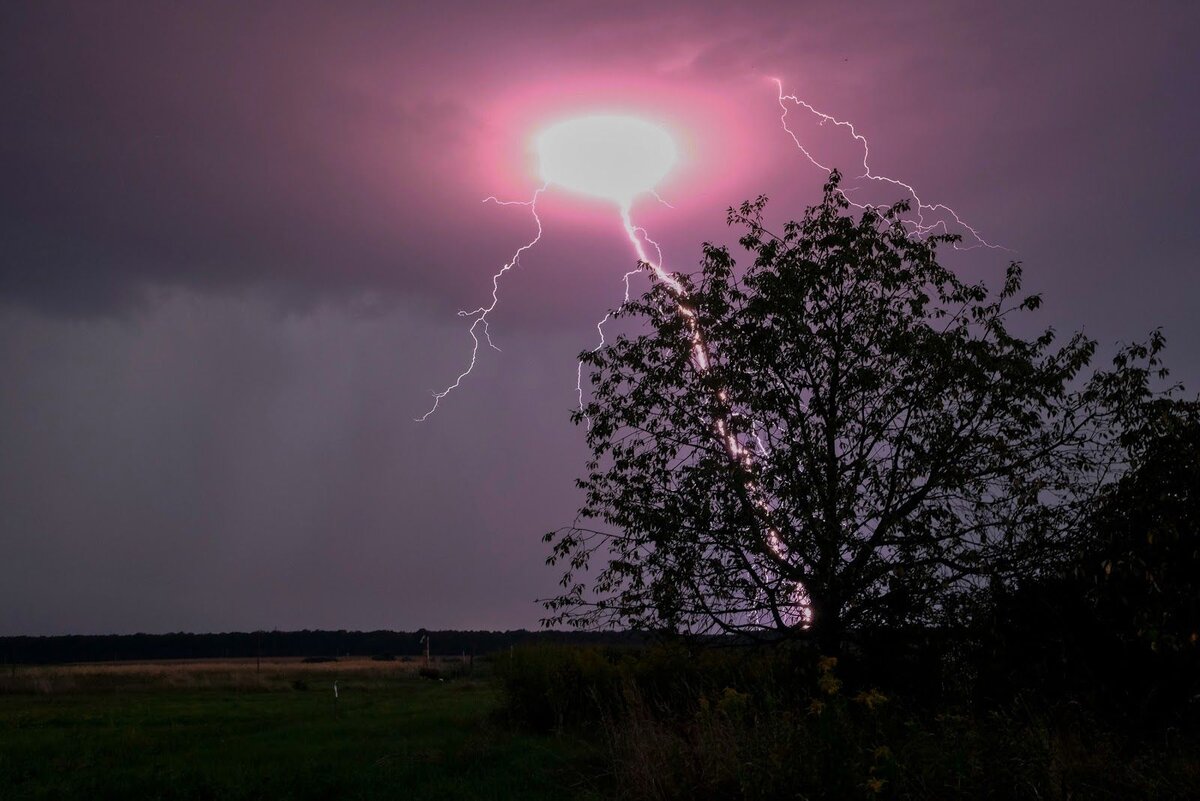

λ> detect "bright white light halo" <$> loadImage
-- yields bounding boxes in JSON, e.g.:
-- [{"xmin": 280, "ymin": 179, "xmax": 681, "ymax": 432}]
[{"xmin": 536, "ymin": 114, "xmax": 677, "ymax": 208}]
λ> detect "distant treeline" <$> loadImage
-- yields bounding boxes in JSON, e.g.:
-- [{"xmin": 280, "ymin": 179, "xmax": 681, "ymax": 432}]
[{"xmin": 0, "ymin": 629, "xmax": 643, "ymax": 665}]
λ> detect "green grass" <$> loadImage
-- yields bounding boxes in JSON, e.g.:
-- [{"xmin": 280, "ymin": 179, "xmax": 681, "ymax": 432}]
[{"xmin": 0, "ymin": 662, "xmax": 601, "ymax": 800}]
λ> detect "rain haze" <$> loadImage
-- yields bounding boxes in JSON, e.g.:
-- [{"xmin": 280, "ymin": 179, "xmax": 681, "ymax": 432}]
[{"xmin": 2, "ymin": 1, "xmax": 1198, "ymax": 635}]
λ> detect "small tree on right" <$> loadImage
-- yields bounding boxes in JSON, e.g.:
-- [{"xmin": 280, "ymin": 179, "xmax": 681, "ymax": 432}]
[
  {"xmin": 977, "ymin": 390, "xmax": 1197, "ymax": 712},
  {"xmin": 1089, "ymin": 395, "xmax": 1200, "ymax": 653}
]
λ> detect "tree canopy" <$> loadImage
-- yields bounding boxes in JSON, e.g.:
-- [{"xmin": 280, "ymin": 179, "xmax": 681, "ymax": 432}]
[{"xmin": 544, "ymin": 173, "xmax": 1164, "ymax": 649}]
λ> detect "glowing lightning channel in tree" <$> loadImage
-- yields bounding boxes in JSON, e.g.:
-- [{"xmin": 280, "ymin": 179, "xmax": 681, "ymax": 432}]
[
  {"xmin": 614, "ymin": 200, "xmax": 811, "ymax": 627},
  {"xmin": 774, "ymin": 78, "xmax": 1008, "ymax": 251}
]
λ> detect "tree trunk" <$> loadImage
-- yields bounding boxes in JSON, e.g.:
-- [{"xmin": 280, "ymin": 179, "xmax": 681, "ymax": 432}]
[{"xmin": 810, "ymin": 595, "xmax": 844, "ymax": 657}]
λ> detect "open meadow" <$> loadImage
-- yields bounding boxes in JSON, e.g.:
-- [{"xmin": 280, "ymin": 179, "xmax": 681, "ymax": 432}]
[{"xmin": 0, "ymin": 657, "xmax": 598, "ymax": 801}]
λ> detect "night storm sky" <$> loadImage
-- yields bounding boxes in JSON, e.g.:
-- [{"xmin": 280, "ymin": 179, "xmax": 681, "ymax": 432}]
[{"xmin": 2, "ymin": 2, "xmax": 1197, "ymax": 635}]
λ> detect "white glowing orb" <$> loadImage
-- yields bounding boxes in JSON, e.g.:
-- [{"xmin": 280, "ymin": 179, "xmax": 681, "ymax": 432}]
[{"xmin": 536, "ymin": 115, "xmax": 677, "ymax": 208}]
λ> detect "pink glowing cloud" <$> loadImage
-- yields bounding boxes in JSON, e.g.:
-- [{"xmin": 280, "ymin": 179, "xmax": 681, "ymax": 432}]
[{"xmin": 473, "ymin": 73, "xmax": 768, "ymax": 221}]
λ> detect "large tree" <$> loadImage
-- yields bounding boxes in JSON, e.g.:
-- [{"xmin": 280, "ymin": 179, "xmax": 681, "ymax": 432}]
[{"xmin": 544, "ymin": 173, "xmax": 1159, "ymax": 650}]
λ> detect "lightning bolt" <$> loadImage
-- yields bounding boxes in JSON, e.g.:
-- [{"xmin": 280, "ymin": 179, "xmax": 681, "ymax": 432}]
[
  {"xmin": 415, "ymin": 183, "xmax": 549, "ymax": 422},
  {"xmin": 774, "ymin": 78, "xmax": 1008, "ymax": 251},
  {"xmin": 575, "ymin": 265, "xmax": 644, "ymax": 415}
]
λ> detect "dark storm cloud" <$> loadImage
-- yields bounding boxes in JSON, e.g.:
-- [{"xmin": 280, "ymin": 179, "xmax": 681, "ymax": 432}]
[
  {"xmin": 0, "ymin": 292, "xmax": 588, "ymax": 633},
  {"xmin": 1, "ymin": 3, "xmax": 481, "ymax": 313},
  {"xmin": 1, "ymin": 1, "xmax": 1198, "ymax": 634}
]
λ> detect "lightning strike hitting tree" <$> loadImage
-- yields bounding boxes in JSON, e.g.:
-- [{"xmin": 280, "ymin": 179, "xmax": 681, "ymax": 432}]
[{"xmin": 419, "ymin": 81, "xmax": 1029, "ymax": 633}]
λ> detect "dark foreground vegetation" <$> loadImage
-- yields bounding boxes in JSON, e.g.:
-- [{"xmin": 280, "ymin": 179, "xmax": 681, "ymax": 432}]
[
  {"xmin": 3, "ymin": 637, "xmax": 1195, "ymax": 801},
  {"xmin": 498, "ymin": 635, "xmax": 1200, "ymax": 800}
]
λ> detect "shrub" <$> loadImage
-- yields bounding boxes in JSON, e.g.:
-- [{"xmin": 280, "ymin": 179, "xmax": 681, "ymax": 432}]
[
  {"xmin": 496, "ymin": 642, "xmax": 830, "ymax": 732},
  {"xmin": 495, "ymin": 645, "xmax": 626, "ymax": 731}
]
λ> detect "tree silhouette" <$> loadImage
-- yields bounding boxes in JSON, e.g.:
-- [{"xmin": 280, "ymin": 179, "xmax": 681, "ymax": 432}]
[
  {"xmin": 544, "ymin": 173, "xmax": 1162, "ymax": 651},
  {"xmin": 1089, "ymin": 395, "xmax": 1200, "ymax": 652}
]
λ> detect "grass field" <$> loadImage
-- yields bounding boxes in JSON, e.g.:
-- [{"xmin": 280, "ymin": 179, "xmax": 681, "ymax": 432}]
[{"xmin": 0, "ymin": 658, "xmax": 600, "ymax": 800}]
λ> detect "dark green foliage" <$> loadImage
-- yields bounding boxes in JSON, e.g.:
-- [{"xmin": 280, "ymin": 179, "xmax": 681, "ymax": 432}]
[
  {"xmin": 980, "ymin": 572, "xmax": 1200, "ymax": 730},
  {"xmin": 496, "ymin": 645, "xmax": 628, "ymax": 731},
  {"xmin": 496, "ymin": 643, "xmax": 818, "ymax": 732}
]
